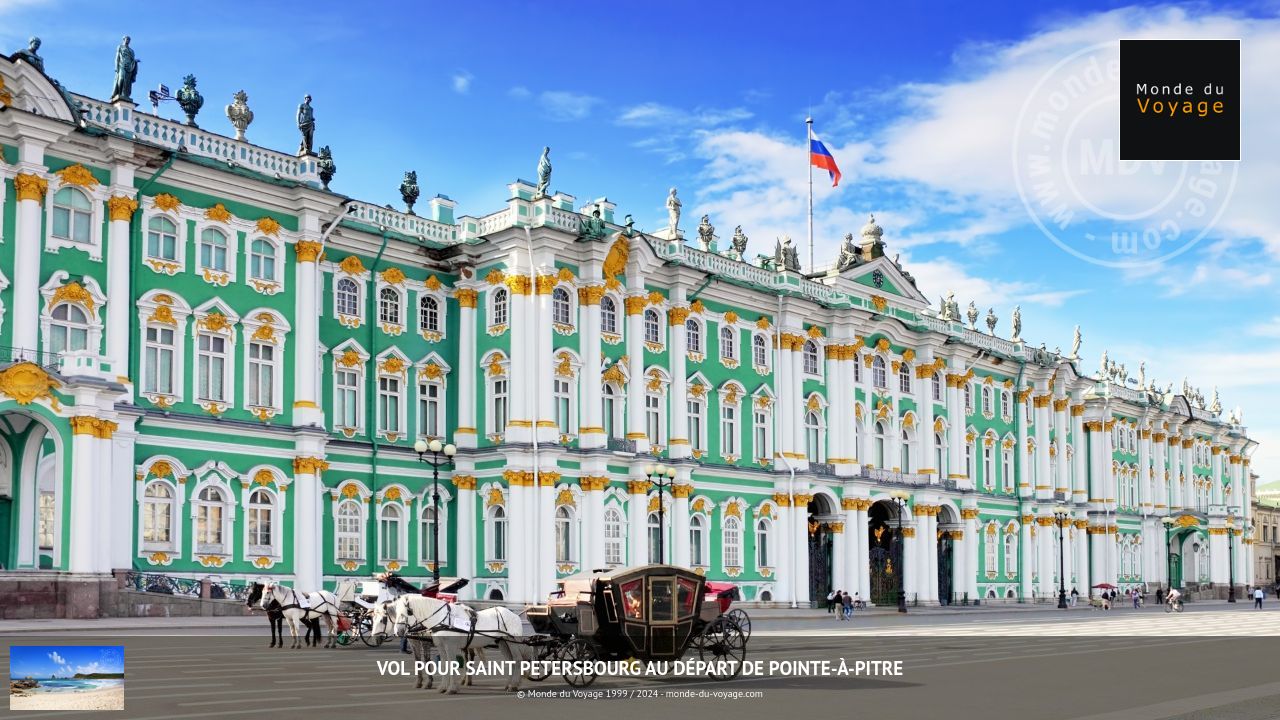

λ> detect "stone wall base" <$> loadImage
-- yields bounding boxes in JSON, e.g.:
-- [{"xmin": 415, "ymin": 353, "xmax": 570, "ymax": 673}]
[{"xmin": 0, "ymin": 572, "xmax": 255, "ymax": 619}]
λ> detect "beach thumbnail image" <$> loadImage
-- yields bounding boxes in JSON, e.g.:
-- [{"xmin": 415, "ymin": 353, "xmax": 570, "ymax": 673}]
[{"xmin": 9, "ymin": 645, "xmax": 125, "ymax": 711}]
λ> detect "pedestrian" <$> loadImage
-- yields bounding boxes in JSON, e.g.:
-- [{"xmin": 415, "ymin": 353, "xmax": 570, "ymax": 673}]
[
  {"xmin": 842, "ymin": 591, "xmax": 853, "ymax": 620},
  {"xmin": 826, "ymin": 589, "xmax": 837, "ymax": 614},
  {"xmin": 853, "ymin": 591, "xmax": 864, "ymax": 610},
  {"xmin": 1070, "ymin": 587, "xmax": 1079, "ymax": 607},
  {"xmin": 1132, "ymin": 588, "xmax": 1140, "ymax": 609},
  {"xmin": 1156, "ymin": 587, "xmax": 1164, "ymax": 605},
  {"xmin": 1255, "ymin": 586, "xmax": 1265, "ymax": 609}
]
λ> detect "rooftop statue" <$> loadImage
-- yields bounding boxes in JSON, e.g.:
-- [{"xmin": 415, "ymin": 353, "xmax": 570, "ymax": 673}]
[
  {"xmin": 175, "ymin": 74, "xmax": 203, "ymax": 127},
  {"xmin": 1070, "ymin": 325, "xmax": 1081, "ymax": 359},
  {"xmin": 774, "ymin": 235, "xmax": 800, "ymax": 272},
  {"xmin": 297, "ymin": 94, "xmax": 315, "ymax": 156},
  {"xmin": 696, "ymin": 214, "xmax": 715, "ymax": 252},
  {"xmin": 1137, "ymin": 361, "xmax": 1145, "ymax": 388},
  {"xmin": 666, "ymin": 187, "xmax": 681, "ymax": 236},
  {"xmin": 836, "ymin": 232, "xmax": 858, "ymax": 272},
  {"xmin": 1210, "ymin": 387, "xmax": 1221, "ymax": 415},
  {"xmin": 14, "ymin": 36, "xmax": 43, "ymax": 72},
  {"xmin": 623, "ymin": 214, "xmax": 635, "ymax": 237},
  {"xmin": 225, "ymin": 90, "xmax": 253, "ymax": 141},
  {"xmin": 400, "ymin": 171, "xmax": 420, "ymax": 215},
  {"xmin": 535, "ymin": 146, "xmax": 552, "ymax": 198},
  {"xmin": 1010, "ymin": 305, "xmax": 1022, "ymax": 341},
  {"xmin": 110, "ymin": 36, "xmax": 138, "ymax": 104},
  {"xmin": 316, "ymin": 146, "xmax": 336, "ymax": 190},
  {"xmin": 1098, "ymin": 349, "xmax": 1108, "ymax": 379},
  {"xmin": 985, "ymin": 307, "xmax": 997, "ymax": 334},
  {"xmin": 579, "ymin": 209, "xmax": 607, "ymax": 241},
  {"xmin": 730, "ymin": 225, "xmax": 749, "ymax": 259}
]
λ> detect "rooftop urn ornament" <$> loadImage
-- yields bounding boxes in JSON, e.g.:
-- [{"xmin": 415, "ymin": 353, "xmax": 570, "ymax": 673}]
[
  {"xmin": 1070, "ymin": 325, "xmax": 1082, "ymax": 359},
  {"xmin": 400, "ymin": 171, "xmax": 420, "ymax": 214},
  {"xmin": 730, "ymin": 225, "xmax": 749, "ymax": 259},
  {"xmin": 297, "ymin": 94, "xmax": 316, "ymax": 156},
  {"xmin": 316, "ymin": 146, "xmax": 336, "ymax": 190},
  {"xmin": 860, "ymin": 213, "xmax": 886, "ymax": 259},
  {"xmin": 175, "ymin": 74, "xmax": 203, "ymax": 127},
  {"xmin": 110, "ymin": 36, "xmax": 139, "ymax": 104},
  {"xmin": 14, "ymin": 36, "xmax": 44, "ymax": 72},
  {"xmin": 696, "ymin": 214, "xmax": 715, "ymax": 252},
  {"xmin": 225, "ymin": 90, "xmax": 253, "ymax": 141},
  {"xmin": 1010, "ymin": 305, "xmax": 1022, "ymax": 341},
  {"xmin": 666, "ymin": 187, "xmax": 682, "ymax": 236},
  {"xmin": 966, "ymin": 301, "xmax": 978, "ymax": 330},
  {"xmin": 535, "ymin": 146, "xmax": 552, "ymax": 198},
  {"xmin": 836, "ymin": 232, "xmax": 859, "ymax": 272},
  {"xmin": 985, "ymin": 307, "xmax": 998, "ymax": 334}
]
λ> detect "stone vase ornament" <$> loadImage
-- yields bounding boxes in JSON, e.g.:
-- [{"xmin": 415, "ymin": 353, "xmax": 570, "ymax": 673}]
[
  {"xmin": 175, "ymin": 74, "xmax": 203, "ymax": 127},
  {"xmin": 225, "ymin": 90, "xmax": 253, "ymax": 141},
  {"xmin": 316, "ymin": 146, "xmax": 336, "ymax": 191},
  {"xmin": 400, "ymin": 171, "xmax": 420, "ymax": 214}
]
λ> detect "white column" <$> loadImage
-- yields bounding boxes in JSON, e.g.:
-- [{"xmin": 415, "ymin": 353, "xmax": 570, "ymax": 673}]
[
  {"xmin": 1074, "ymin": 518, "xmax": 1090, "ymax": 595},
  {"xmin": 1020, "ymin": 514, "xmax": 1033, "ymax": 599},
  {"xmin": 672, "ymin": 480, "xmax": 691, "ymax": 567},
  {"xmin": 624, "ymin": 295, "xmax": 648, "ymax": 452},
  {"xmin": 668, "ymin": 304, "xmax": 690, "ymax": 459},
  {"xmin": 1168, "ymin": 433, "xmax": 1182, "ymax": 509},
  {"xmin": 772, "ymin": 488, "xmax": 791, "ymax": 604},
  {"xmin": 776, "ymin": 338, "xmax": 794, "ymax": 462},
  {"xmin": 1034, "ymin": 389, "xmax": 1052, "ymax": 502},
  {"xmin": 291, "ymin": 450, "xmax": 325, "ymax": 591},
  {"xmin": 455, "ymin": 290, "xmax": 479, "ymax": 447},
  {"xmin": 1153, "ymin": 432, "xmax": 1168, "ymax": 512},
  {"xmin": 454, "ymin": 471, "xmax": 477, "ymax": 599},
  {"xmin": 1138, "ymin": 428, "xmax": 1152, "ymax": 514},
  {"xmin": 843, "ymin": 498, "xmax": 860, "ymax": 596},
  {"xmin": 577, "ymin": 286, "xmax": 603, "ymax": 448},
  {"xmin": 536, "ymin": 467, "xmax": 556, "ymax": 599},
  {"xmin": 627, "ymin": 478, "xmax": 648, "ymax": 566},
  {"xmin": 507, "ymin": 473, "xmax": 530, "ymax": 601},
  {"xmin": 1181, "ymin": 436, "xmax": 1194, "ymax": 511},
  {"xmin": 963, "ymin": 509, "xmax": 979, "ymax": 602},
  {"xmin": 535, "ymin": 275, "xmax": 557, "ymax": 443},
  {"xmin": 947, "ymin": 367, "xmax": 966, "ymax": 487},
  {"xmin": 923, "ymin": 508, "xmax": 938, "ymax": 603},
  {"xmin": 581, "ymin": 473, "xmax": 605, "ymax": 574},
  {"xmin": 105, "ymin": 167, "xmax": 137, "ymax": 384},
  {"xmin": 292, "ymin": 233, "xmax": 324, "ymax": 426},
  {"xmin": 857, "ymin": 502, "xmax": 872, "ymax": 602},
  {"xmin": 1038, "ymin": 514, "xmax": 1056, "ymax": 597},
  {"xmin": 903, "ymin": 520, "xmax": 918, "ymax": 603},
  {"xmin": 506, "ymin": 277, "xmax": 531, "ymax": 443},
  {"xmin": 830, "ymin": 523, "xmax": 846, "ymax": 593},
  {"xmin": 1054, "ymin": 398, "xmax": 1069, "ymax": 496},
  {"xmin": 109, "ymin": 417, "xmax": 138, "ymax": 570},
  {"xmin": 917, "ymin": 354, "xmax": 936, "ymax": 481},
  {"xmin": 67, "ymin": 419, "xmax": 99, "ymax": 573},
  {"xmin": 1089, "ymin": 524, "xmax": 1106, "ymax": 597},
  {"xmin": 1071, "ymin": 404, "xmax": 1086, "ymax": 504},
  {"xmin": 11, "ymin": 168, "xmax": 47, "ymax": 358},
  {"xmin": 789, "ymin": 340, "xmax": 806, "ymax": 471},
  {"xmin": 792, "ymin": 491, "xmax": 811, "ymax": 603},
  {"xmin": 826, "ymin": 343, "xmax": 844, "ymax": 467},
  {"xmin": 1210, "ymin": 447, "xmax": 1224, "ymax": 505},
  {"xmin": 1016, "ymin": 389, "xmax": 1031, "ymax": 499}
]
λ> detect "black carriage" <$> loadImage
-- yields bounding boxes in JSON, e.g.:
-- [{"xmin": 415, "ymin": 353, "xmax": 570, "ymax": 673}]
[{"xmin": 524, "ymin": 564, "xmax": 749, "ymax": 687}]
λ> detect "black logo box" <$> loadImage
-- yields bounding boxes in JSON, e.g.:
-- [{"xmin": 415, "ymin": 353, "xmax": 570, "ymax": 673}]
[{"xmin": 1120, "ymin": 39, "xmax": 1240, "ymax": 161}]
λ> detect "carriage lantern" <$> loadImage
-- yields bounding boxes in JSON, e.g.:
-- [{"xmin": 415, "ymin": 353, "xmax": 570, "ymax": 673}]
[{"xmin": 414, "ymin": 438, "xmax": 457, "ymax": 584}]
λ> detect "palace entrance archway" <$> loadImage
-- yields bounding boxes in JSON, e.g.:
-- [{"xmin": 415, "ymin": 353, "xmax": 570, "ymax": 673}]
[
  {"xmin": 807, "ymin": 495, "xmax": 837, "ymax": 605},
  {"xmin": 868, "ymin": 499, "xmax": 904, "ymax": 606}
]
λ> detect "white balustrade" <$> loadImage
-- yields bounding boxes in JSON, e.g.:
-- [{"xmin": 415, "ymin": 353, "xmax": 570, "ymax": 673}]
[{"xmin": 345, "ymin": 200, "xmax": 456, "ymax": 243}]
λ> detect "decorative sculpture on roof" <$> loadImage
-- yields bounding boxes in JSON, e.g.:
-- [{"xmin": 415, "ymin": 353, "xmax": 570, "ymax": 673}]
[
  {"xmin": 623, "ymin": 214, "xmax": 635, "ymax": 237},
  {"xmin": 1117, "ymin": 363, "xmax": 1126, "ymax": 384},
  {"xmin": 696, "ymin": 214, "xmax": 715, "ymax": 252},
  {"xmin": 110, "ymin": 36, "xmax": 138, "ymax": 104},
  {"xmin": 226, "ymin": 90, "xmax": 253, "ymax": 141},
  {"xmin": 938, "ymin": 291, "xmax": 957, "ymax": 321},
  {"xmin": 1209, "ymin": 387, "xmax": 1221, "ymax": 415},
  {"xmin": 316, "ymin": 146, "xmax": 336, "ymax": 191},
  {"xmin": 985, "ymin": 307, "xmax": 997, "ymax": 334},
  {"xmin": 296, "ymin": 94, "xmax": 316, "ymax": 156},
  {"xmin": 400, "ymin": 171, "xmax": 420, "ymax": 214},
  {"xmin": 175, "ymin": 74, "xmax": 203, "ymax": 127},
  {"xmin": 966, "ymin": 301, "xmax": 978, "ymax": 330},
  {"xmin": 730, "ymin": 225, "xmax": 749, "ymax": 259},
  {"xmin": 535, "ymin": 146, "xmax": 552, "ymax": 198},
  {"xmin": 1228, "ymin": 407, "xmax": 1240, "ymax": 424},
  {"xmin": 579, "ymin": 209, "xmax": 607, "ymax": 241},
  {"xmin": 14, "ymin": 37, "xmax": 44, "ymax": 72},
  {"xmin": 859, "ymin": 214, "xmax": 885, "ymax": 259},
  {"xmin": 1182, "ymin": 377, "xmax": 1190, "ymax": 397},
  {"xmin": 775, "ymin": 235, "xmax": 800, "ymax": 272},
  {"xmin": 836, "ymin": 232, "xmax": 859, "ymax": 272},
  {"xmin": 1070, "ymin": 325, "xmax": 1081, "ymax": 359},
  {"xmin": 1137, "ymin": 361, "xmax": 1145, "ymax": 389},
  {"xmin": 666, "ymin": 188, "xmax": 682, "ymax": 236},
  {"xmin": 1010, "ymin": 305, "xmax": 1022, "ymax": 341}
]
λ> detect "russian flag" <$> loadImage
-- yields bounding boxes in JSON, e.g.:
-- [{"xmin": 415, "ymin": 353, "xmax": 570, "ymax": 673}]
[{"xmin": 809, "ymin": 131, "xmax": 842, "ymax": 187}]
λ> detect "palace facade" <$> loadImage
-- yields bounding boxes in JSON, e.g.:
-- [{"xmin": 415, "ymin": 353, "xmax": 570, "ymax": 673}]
[{"xmin": 0, "ymin": 44, "xmax": 1261, "ymax": 609}]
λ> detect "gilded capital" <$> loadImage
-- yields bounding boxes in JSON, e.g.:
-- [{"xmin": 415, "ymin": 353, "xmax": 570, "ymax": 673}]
[
  {"xmin": 14, "ymin": 173, "xmax": 48, "ymax": 202},
  {"xmin": 624, "ymin": 296, "xmax": 647, "ymax": 315},
  {"xmin": 668, "ymin": 306, "xmax": 690, "ymax": 325},
  {"xmin": 293, "ymin": 457, "xmax": 330, "ymax": 475},
  {"xmin": 107, "ymin": 195, "xmax": 138, "ymax": 221},
  {"xmin": 627, "ymin": 479, "xmax": 650, "ymax": 494},
  {"xmin": 577, "ymin": 285, "xmax": 605, "ymax": 306},
  {"xmin": 294, "ymin": 240, "xmax": 323, "ymax": 263},
  {"xmin": 450, "ymin": 474, "xmax": 477, "ymax": 490},
  {"xmin": 504, "ymin": 274, "xmax": 532, "ymax": 295},
  {"xmin": 453, "ymin": 288, "xmax": 479, "ymax": 308},
  {"xmin": 535, "ymin": 273, "xmax": 558, "ymax": 294}
]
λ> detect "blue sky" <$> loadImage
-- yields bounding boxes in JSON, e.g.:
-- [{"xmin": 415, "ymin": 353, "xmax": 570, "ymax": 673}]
[
  {"xmin": 3, "ymin": 0, "xmax": 1277, "ymax": 480},
  {"xmin": 9, "ymin": 645, "xmax": 123, "ymax": 678}
]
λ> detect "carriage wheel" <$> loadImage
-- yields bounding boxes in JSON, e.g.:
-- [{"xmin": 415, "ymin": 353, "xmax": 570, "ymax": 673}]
[
  {"xmin": 560, "ymin": 638, "xmax": 599, "ymax": 688},
  {"xmin": 726, "ymin": 609, "xmax": 752, "ymax": 640},
  {"xmin": 335, "ymin": 631, "xmax": 352, "ymax": 646},
  {"xmin": 357, "ymin": 614, "xmax": 385, "ymax": 647},
  {"xmin": 524, "ymin": 643, "xmax": 558, "ymax": 682},
  {"xmin": 698, "ymin": 619, "xmax": 746, "ymax": 681}
]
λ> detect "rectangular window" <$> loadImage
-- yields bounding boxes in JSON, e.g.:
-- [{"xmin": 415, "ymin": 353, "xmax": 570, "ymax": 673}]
[
  {"xmin": 144, "ymin": 326, "xmax": 174, "ymax": 394},
  {"xmin": 249, "ymin": 507, "xmax": 272, "ymax": 549},
  {"xmin": 196, "ymin": 333, "xmax": 226, "ymax": 402},
  {"xmin": 337, "ymin": 511, "xmax": 361, "ymax": 559},
  {"xmin": 419, "ymin": 381, "xmax": 441, "ymax": 437},
  {"xmin": 721, "ymin": 405, "xmax": 737, "ymax": 456},
  {"xmin": 646, "ymin": 394, "xmax": 661, "ymax": 445},
  {"xmin": 248, "ymin": 341, "xmax": 274, "ymax": 407},
  {"xmin": 335, "ymin": 369, "xmax": 358, "ymax": 428},
  {"xmin": 196, "ymin": 504, "xmax": 223, "ymax": 549},
  {"xmin": 754, "ymin": 410, "xmax": 768, "ymax": 460},
  {"xmin": 379, "ymin": 376, "xmax": 401, "ymax": 434},
  {"xmin": 688, "ymin": 400, "xmax": 702, "ymax": 452},
  {"xmin": 492, "ymin": 379, "xmax": 508, "ymax": 433},
  {"xmin": 554, "ymin": 378, "xmax": 571, "ymax": 435},
  {"xmin": 38, "ymin": 492, "xmax": 55, "ymax": 549}
]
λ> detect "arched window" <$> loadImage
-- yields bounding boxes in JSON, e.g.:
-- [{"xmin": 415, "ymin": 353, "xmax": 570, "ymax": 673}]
[
  {"xmin": 752, "ymin": 334, "xmax": 768, "ymax": 368},
  {"xmin": 336, "ymin": 278, "xmax": 360, "ymax": 317},
  {"xmin": 603, "ymin": 506, "xmax": 625, "ymax": 565},
  {"xmin": 985, "ymin": 528, "xmax": 998, "ymax": 575},
  {"xmin": 964, "ymin": 384, "xmax": 973, "ymax": 414},
  {"xmin": 247, "ymin": 339, "xmax": 275, "ymax": 408},
  {"xmin": 247, "ymin": 488, "xmax": 275, "ymax": 554},
  {"xmin": 805, "ymin": 411, "xmax": 821, "ymax": 462},
  {"xmin": 1003, "ymin": 532, "xmax": 1017, "ymax": 576},
  {"xmin": 686, "ymin": 319, "xmax": 702, "ymax": 354},
  {"xmin": 419, "ymin": 296, "xmax": 440, "ymax": 334},
  {"xmin": 48, "ymin": 304, "xmax": 89, "ymax": 354},
  {"xmin": 199, "ymin": 228, "xmax": 229, "ymax": 272},
  {"xmin": 719, "ymin": 325, "xmax": 736, "ymax": 360},
  {"xmin": 194, "ymin": 485, "xmax": 227, "ymax": 553},
  {"xmin": 146, "ymin": 216, "xmax": 178, "ymax": 260},
  {"xmin": 803, "ymin": 340, "xmax": 819, "ymax": 375},
  {"xmin": 142, "ymin": 482, "xmax": 174, "ymax": 548},
  {"xmin": 52, "ymin": 187, "xmax": 93, "ymax": 243},
  {"xmin": 601, "ymin": 296, "xmax": 618, "ymax": 334},
  {"xmin": 419, "ymin": 501, "xmax": 444, "ymax": 567},
  {"xmin": 900, "ymin": 429, "xmax": 912, "ymax": 472},
  {"xmin": 1000, "ymin": 390, "xmax": 1010, "ymax": 418},
  {"xmin": 983, "ymin": 441, "xmax": 994, "ymax": 490},
  {"xmin": 195, "ymin": 331, "xmax": 228, "ymax": 402},
  {"xmin": 935, "ymin": 432, "xmax": 946, "ymax": 476},
  {"xmin": 644, "ymin": 309, "xmax": 661, "ymax": 344},
  {"xmin": 647, "ymin": 512, "xmax": 662, "ymax": 563},
  {"xmin": 872, "ymin": 356, "xmax": 887, "ymax": 389},
  {"xmin": 487, "ymin": 505, "xmax": 507, "ymax": 561},
  {"xmin": 982, "ymin": 386, "xmax": 993, "ymax": 416},
  {"xmin": 492, "ymin": 288, "xmax": 509, "ymax": 327},
  {"xmin": 874, "ymin": 421, "xmax": 887, "ymax": 467},
  {"xmin": 379, "ymin": 287, "xmax": 401, "ymax": 326},
  {"xmin": 755, "ymin": 517, "xmax": 771, "ymax": 568},
  {"xmin": 336, "ymin": 500, "xmax": 362, "ymax": 561},
  {"xmin": 899, "ymin": 362, "xmax": 912, "ymax": 393},
  {"xmin": 380, "ymin": 503, "xmax": 403, "ymax": 561},
  {"xmin": 932, "ymin": 372, "xmax": 943, "ymax": 401},
  {"xmin": 555, "ymin": 505, "xmax": 575, "ymax": 563},
  {"xmin": 601, "ymin": 382, "xmax": 621, "ymax": 438},
  {"xmin": 689, "ymin": 514, "xmax": 706, "ymax": 566},
  {"xmin": 720, "ymin": 396, "xmax": 739, "ymax": 456},
  {"xmin": 552, "ymin": 287, "xmax": 572, "ymax": 326},
  {"xmin": 249, "ymin": 239, "xmax": 276, "ymax": 281},
  {"xmin": 723, "ymin": 515, "xmax": 742, "ymax": 569}
]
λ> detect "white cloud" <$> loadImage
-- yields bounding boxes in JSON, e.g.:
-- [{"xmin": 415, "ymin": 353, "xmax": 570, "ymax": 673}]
[
  {"xmin": 451, "ymin": 71, "xmax": 473, "ymax": 94},
  {"xmin": 507, "ymin": 86, "xmax": 531, "ymax": 99},
  {"xmin": 1248, "ymin": 316, "xmax": 1280, "ymax": 338},
  {"xmin": 75, "ymin": 661, "xmax": 109, "ymax": 675},
  {"xmin": 48, "ymin": 651, "xmax": 64, "ymax": 665},
  {"xmin": 617, "ymin": 103, "xmax": 751, "ymax": 128},
  {"xmin": 538, "ymin": 91, "xmax": 600, "ymax": 122}
]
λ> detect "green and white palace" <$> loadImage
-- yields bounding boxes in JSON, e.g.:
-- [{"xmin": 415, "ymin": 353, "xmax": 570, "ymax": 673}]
[{"xmin": 0, "ymin": 42, "xmax": 1261, "ymax": 612}]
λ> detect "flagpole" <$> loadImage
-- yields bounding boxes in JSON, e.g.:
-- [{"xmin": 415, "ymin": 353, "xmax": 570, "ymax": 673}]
[{"xmin": 806, "ymin": 116, "xmax": 814, "ymax": 273}]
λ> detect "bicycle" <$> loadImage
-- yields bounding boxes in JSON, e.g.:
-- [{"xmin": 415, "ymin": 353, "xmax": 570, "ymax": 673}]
[{"xmin": 1164, "ymin": 598, "xmax": 1184, "ymax": 613}]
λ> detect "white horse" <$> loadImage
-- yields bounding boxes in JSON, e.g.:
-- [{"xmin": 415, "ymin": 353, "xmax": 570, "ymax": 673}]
[
  {"xmin": 372, "ymin": 599, "xmax": 487, "ymax": 690},
  {"xmin": 260, "ymin": 581, "xmax": 355, "ymax": 649},
  {"xmin": 390, "ymin": 594, "xmax": 527, "ymax": 694}
]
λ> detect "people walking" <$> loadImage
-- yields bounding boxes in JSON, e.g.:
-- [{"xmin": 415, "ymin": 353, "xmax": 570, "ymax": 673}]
[
  {"xmin": 841, "ymin": 591, "xmax": 854, "ymax": 620},
  {"xmin": 1156, "ymin": 587, "xmax": 1164, "ymax": 605},
  {"xmin": 1070, "ymin": 587, "xmax": 1079, "ymax": 607},
  {"xmin": 1255, "ymin": 586, "xmax": 1265, "ymax": 609},
  {"xmin": 826, "ymin": 589, "xmax": 838, "ymax": 614}
]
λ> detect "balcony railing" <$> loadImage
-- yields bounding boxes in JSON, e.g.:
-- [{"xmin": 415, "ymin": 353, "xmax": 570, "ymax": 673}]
[
  {"xmin": 606, "ymin": 438, "xmax": 636, "ymax": 453},
  {"xmin": 860, "ymin": 467, "xmax": 932, "ymax": 485},
  {"xmin": 0, "ymin": 346, "xmax": 61, "ymax": 371}
]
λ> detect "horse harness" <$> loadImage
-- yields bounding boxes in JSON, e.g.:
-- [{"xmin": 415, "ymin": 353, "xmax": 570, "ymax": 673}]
[
  {"xmin": 275, "ymin": 586, "xmax": 336, "ymax": 620},
  {"xmin": 402, "ymin": 598, "xmax": 485, "ymax": 649}
]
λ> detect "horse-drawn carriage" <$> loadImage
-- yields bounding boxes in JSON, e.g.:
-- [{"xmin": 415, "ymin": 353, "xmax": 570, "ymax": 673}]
[
  {"xmin": 338, "ymin": 574, "xmax": 461, "ymax": 647},
  {"xmin": 524, "ymin": 564, "xmax": 750, "ymax": 687}
]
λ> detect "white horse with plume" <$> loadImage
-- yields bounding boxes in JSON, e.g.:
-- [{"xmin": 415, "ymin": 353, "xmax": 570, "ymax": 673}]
[
  {"xmin": 390, "ymin": 594, "xmax": 528, "ymax": 693},
  {"xmin": 259, "ymin": 580, "xmax": 356, "ymax": 649}
]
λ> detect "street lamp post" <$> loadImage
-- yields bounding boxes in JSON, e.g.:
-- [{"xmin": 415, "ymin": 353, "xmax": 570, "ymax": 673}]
[
  {"xmin": 645, "ymin": 463, "xmax": 678, "ymax": 564},
  {"xmin": 1162, "ymin": 516, "xmax": 1175, "ymax": 596},
  {"xmin": 1227, "ymin": 512, "xmax": 1236, "ymax": 603},
  {"xmin": 889, "ymin": 490, "xmax": 910, "ymax": 613},
  {"xmin": 413, "ymin": 438, "xmax": 457, "ymax": 585},
  {"xmin": 1055, "ymin": 508, "xmax": 1070, "ymax": 609}
]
